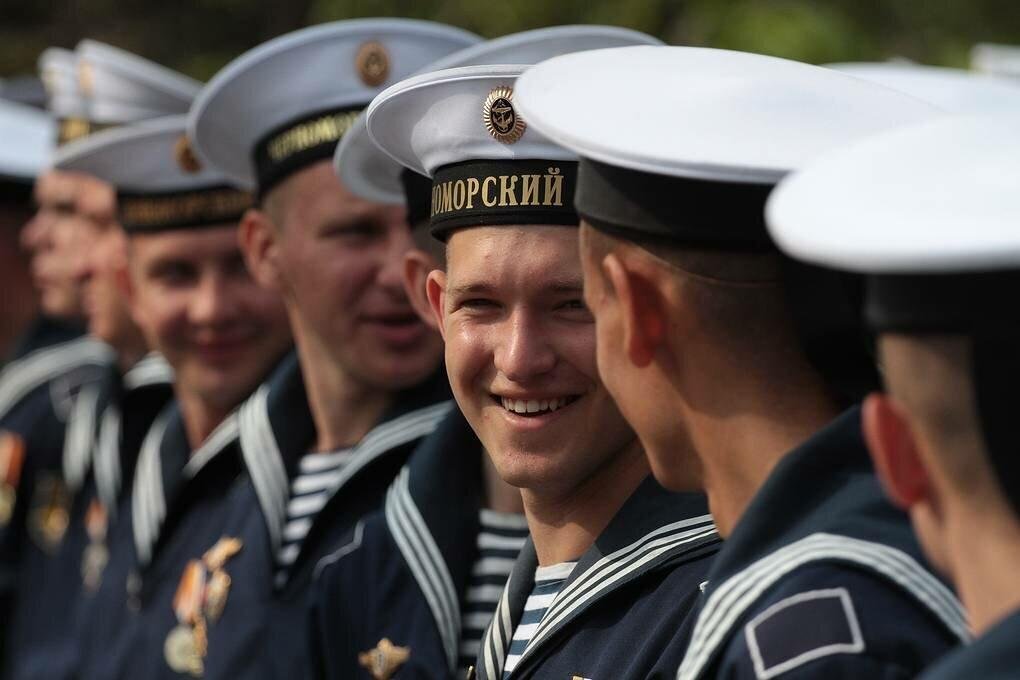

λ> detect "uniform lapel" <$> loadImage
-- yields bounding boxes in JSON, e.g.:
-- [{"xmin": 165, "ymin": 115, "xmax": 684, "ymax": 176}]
[
  {"xmin": 475, "ymin": 540, "xmax": 537, "ymax": 680},
  {"xmin": 384, "ymin": 409, "xmax": 483, "ymax": 671}
]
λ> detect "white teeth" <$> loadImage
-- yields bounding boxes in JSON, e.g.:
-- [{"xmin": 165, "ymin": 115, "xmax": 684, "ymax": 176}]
[{"xmin": 499, "ymin": 396, "xmax": 572, "ymax": 415}]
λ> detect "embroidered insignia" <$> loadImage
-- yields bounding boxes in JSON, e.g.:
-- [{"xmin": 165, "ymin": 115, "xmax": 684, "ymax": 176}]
[
  {"xmin": 0, "ymin": 431, "xmax": 25, "ymax": 526},
  {"xmin": 28, "ymin": 473, "xmax": 70, "ymax": 552},
  {"xmin": 483, "ymin": 86, "xmax": 526, "ymax": 144},
  {"xmin": 744, "ymin": 588, "xmax": 865, "ymax": 680},
  {"xmin": 174, "ymin": 134, "xmax": 203, "ymax": 174},
  {"xmin": 356, "ymin": 40, "xmax": 390, "ymax": 87},
  {"xmin": 164, "ymin": 537, "xmax": 243, "ymax": 675},
  {"xmin": 81, "ymin": 499, "xmax": 110, "ymax": 591},
  {"xmin": 358, "ymin": 638, "xmax": 410, "ymax": 680}
]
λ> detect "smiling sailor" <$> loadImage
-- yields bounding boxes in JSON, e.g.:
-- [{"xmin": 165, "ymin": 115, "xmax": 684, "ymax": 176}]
[
  {"xmin": 312, "ymin": 25, "xmax": 663, "ymax": 680},
  {"xmin": 515, "ymin": 45, "xmax": 969, "ymax": 679},
  {"xmin": 766, "ymin": 113, "xmax": 1020, "ymax": 679},
  {"xmin": 186, "ymin": 19, "xmax": 481, "ymax": 680},
  {"xmin": 354, "ymin": 61, "xmax": 720, "ymax": 680}
]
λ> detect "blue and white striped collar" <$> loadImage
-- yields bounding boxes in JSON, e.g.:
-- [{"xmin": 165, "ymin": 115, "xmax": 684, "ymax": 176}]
[
  {"xmin": 239, "ymin": 352, "xmax": 454, "ymax": 582},
  {"xmin": 476, "ymin": 478, "xmax": 719, "ymax": 680}
]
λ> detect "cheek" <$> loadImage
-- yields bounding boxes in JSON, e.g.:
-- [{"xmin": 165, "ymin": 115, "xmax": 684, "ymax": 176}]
[
  {"xmin": 445, "ymin": 322, "xmax": 492, "ymax": 394},
  {"xmin": 137, "ymin": 288, "xmax": 188, "ymax": 346},
  {"xmin": 559, "ymin": 325, "xmax": 601, "ymax": 385}
]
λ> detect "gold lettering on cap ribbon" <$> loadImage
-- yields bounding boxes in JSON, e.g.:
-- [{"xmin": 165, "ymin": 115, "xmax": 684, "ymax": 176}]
[
  {"xmin": 430, "ymin": 167, "xmax": 564, "ymax": 218},
  {"xmin": 266, "ymin": 110, "xmax": 362, "ymax": 164}
]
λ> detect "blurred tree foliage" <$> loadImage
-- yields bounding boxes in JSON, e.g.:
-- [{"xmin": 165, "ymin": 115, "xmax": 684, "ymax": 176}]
[{"xmin": 1, "ymin": 0, "xmax": 1018, "ymax": 80}]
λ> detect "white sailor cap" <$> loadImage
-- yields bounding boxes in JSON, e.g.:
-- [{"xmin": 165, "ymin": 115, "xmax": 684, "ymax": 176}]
[
  {"xmin": 829, "ymin": 62, "xmax": 1020, "ymax": 113},
  {"xmin": 0, "ymin": 99, "xmax": 54, "ymax": 183},
  {"xmin": 335, "ymin": 24, "xmax": 662, "ymax": 225},
  {"xmin": 366, "ymin": 64, "xmax": 580, "ymax": 239},
  {"xmin": 76, "ymin": 40, "xmax": 201, "ymax": 125},
  {"xmin": 971, "ymin": 43, "xmax": 1020, "ymax": 79},
  {"xmin": 54, "ymin": 115, "xmax": 251, "ymax": 234},
  {"xmin": 39, "ymin": 47, "xmax": 93, "ymax": 146},
  {"xmin": 514, "ymin": 46, "xmax": 942, "ymax": 250},
  {"xmin": 188, "ymin": 18, "xmax": 481, "ymax": 196}
]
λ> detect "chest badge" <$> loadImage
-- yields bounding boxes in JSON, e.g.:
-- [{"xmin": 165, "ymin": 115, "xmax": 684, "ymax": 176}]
[
  {"xmin": 358, "ymin": 638, "xmax": 410, "ymax": 680},
  {"xmin": 28, "ymin": 473, "xmax": 70, "ymax": 552},
  {"xmin": 164, "ymin": 536, "xmax": 243, "ymax": 677},
  {"xmin": 81, "ymin": 499, "xmax": 110, "ymax": 591},
  {"xmin": 0, "ymin": 431, "xmax": 25, "ymax": 526}
]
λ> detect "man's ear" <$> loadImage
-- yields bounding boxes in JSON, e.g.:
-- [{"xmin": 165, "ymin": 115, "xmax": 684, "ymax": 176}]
[
  {"xmin": 603, "ymin": 253, "xmax": 667, "ymax": 368},
  {"xmin": 862, "ymin": 392, "xmax": 930, "ymax": 510},
  {"xmin": 239, "ymin": 208, "xmax": 282, "ymax": 290},
  {"xmin": 425, "ymin": 269, "xmax": 448, "ymax": 341},
  {"xmin": 403, "ymin": 250, "xmax": 439, "ymax": 330}
]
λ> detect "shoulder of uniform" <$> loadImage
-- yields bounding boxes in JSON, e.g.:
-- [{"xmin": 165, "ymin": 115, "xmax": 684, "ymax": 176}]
[
  {"xmin": 0, "ymin": 337, "xmax": 113, "ymax": 419},
  {"xmin": 312, "ymin": 519, "xmax": 372, "ymax": 583}
]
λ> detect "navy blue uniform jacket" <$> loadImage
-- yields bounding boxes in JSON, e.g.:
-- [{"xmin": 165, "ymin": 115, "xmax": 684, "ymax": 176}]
[
  {"xmin": 474, "ymin": 478, "xmax": 721, "ymax": 679},
  {"xmin": 676, "ymin": 407, "xmax": 969, "ymax": 680},
  {"xmin": 921, "ymin": 608, "xmax": 1020, "ymax": 679},
  {"xmin": 194, "ymin": 353, "xmax": 452, "ymax": 680},
  {"xmin": 310, "ymin": 407, "xmax": 507, "ymax": 679}
]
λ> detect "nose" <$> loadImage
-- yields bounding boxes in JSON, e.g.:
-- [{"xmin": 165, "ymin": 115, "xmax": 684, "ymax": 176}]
[
  {"xmin": 377, "ymin": 218, "xmax": 415, "ymax": 296},
  {"xmin": 189, "ymin": 271, "xmax": 234, "ymax": 327},
  {"xmin": 494, "ymin": 309, "xmax": 557, "ymax": 384},
  {"xmin": 20, "ymin": 210, "xmax": 51, "ymax": 253}
]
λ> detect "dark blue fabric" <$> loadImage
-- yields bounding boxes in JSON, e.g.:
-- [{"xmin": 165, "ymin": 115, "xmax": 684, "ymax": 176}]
[
  {"xmin": 921, "ymin": 607, "xmax": 1020, "ymax": 679},
  {"xmin": 695, "ymin": 407, "xmax": 962, "ymax": 679}
]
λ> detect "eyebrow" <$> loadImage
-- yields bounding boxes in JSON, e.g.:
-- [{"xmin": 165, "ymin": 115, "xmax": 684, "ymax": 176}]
[{"xmin": 447, "ymin": 279, "xmax": 584, "ymax": 298}]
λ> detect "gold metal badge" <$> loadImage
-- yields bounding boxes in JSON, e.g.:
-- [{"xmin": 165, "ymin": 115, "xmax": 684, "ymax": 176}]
[
  {"xmin": 483, "ymin": 86, "xmax": 526, "ymax": 145},
  {"xmin": 356, "ymin": 41, "xmax": 390, "ymax": 87},
  {"xmin": 175, "ymin": 134, "xmax": 203, "ymax": 174},
  {"xmin": 0, "ymin": 431, "xmax": 25, "ymax": 527},
  {"xmin": 28, "ymin": 474, "xmax": 70, "ymax": 553},
  {"xmin": 81, "ymin": 499, "xmax": 110, "ymax": 591},
  {"xmin": 358, "ymin": 638, "xmax": 410, "ymax": 680},
  {"xmin": 78, "ymin": 60, "xmax": 94, "ymax": 97},
  {"xmin": 164, "ymin": 623, "xmax": 204, "ymax": 677}
]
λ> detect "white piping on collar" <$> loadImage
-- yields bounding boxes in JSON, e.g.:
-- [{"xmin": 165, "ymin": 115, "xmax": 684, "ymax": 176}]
[
  {"xmin": 0, "ymin": 337, "xmax": 113, "ymax": 419},
  {"xmin": 240, "ymin": 395, "xmax": 453, "ymax": 560},
  {"xmin": 676, "ymin": 532, "xmax": 969, "ymax": 680},
  {"xmin": 62, "ymin": 385, "xmax": 100, "ymax": 494},
  {"xmin": 131, "ymin": 411, "xmax": 239, "ymax": 567},
  {"xmin": 94, "ymin": 404, "xmax": 122, "ymax": 515},
  {"xmin": 123, "ymin": 353, "xmax": 174, "ymax": 390},
  {"xmin": 385, "ymin": 468, "xmax": 461, "ymax": 671}
]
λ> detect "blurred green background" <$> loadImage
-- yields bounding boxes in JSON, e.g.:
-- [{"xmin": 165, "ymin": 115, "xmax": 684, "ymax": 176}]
[{"xmin": 3, "ymin": 0, "xmax": 1019, "ymax": 80}]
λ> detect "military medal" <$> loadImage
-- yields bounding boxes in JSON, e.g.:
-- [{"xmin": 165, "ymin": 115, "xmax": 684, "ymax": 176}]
[
  {"xmin": 0, "ymin": 432, "xmax": 25, "ymax": 527},
  {"xmin": 28, "ymin": 473, "xmax": 70, "ymax": 552},
  {"xmin": 164, "ymin": 537, "xmax": 243, "ymax": 675},
  {"xmin": 358, "ymin": 638, "xmax": 411, "ymax": 680},
  {"xmin": 81, "ymin": 499, "xmax": 110, "ymax": 591}
]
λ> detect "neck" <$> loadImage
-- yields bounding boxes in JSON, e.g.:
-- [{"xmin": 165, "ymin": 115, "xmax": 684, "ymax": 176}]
[
  {"xmin": 114, "ymin": 337, "xmax": 149, "ymax": 375},
  {"xmin": 176, "ymin": 390, "xmax": 231, "ymax": 451},
  {"xmin": 482, "ymin": 451, "xmax": 524, "ymax": 514},
  {"xmin": 947, "ymin": 505, "xmax": 1020, "ymax": 635},
  {"xmin": 522, "ymin": 441, "xmax": 649, "ymax": 566},
  {"xmin": 294, "ymin": 328, "xmax": 392, "ymax": 452},
  {"xmin": 681, "ymin": 347, "xmax": 840, "ymax": 537}
]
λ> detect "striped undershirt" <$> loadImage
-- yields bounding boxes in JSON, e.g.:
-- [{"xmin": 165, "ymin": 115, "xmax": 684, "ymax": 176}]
[
  {"xmin": 502, "ymin": 560, "xmax": 576, "ymax": 678},
  {"xmin": 458, "ymin": 509, "xmax": 529, "ymax": 673},
  {"xmin": 275, "ymin": 449, "xmax": 351, "ymax": 587}
]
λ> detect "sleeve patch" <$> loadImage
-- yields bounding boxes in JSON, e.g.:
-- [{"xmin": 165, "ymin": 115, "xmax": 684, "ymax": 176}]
[{"xmin": 744, "ymin": 587, "xmax": 865, "ymax": 679}]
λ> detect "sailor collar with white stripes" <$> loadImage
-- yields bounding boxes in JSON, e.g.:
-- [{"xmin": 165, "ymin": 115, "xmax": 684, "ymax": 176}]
[
  {"xmin": 376, "ymin": 407, "xmax": 487, "ymax": 672},
  {"xmin": 675, "ymin": 407, "xmax": 969, "ymax": 680},
  {"xmin": 475, "ymin": 477, "xmax": 720, "ymax": 680},
  {"xmin": 132, "ymin": 402, "xmax": 242, "ymax": 568},
  {"xmin": 63, "ymin": 353, "xmax": 174, "ymax": 510},
  {"xmin": 239, "ymin": 353, "xmax": 454, "ymax": 580},
  {"xmin": 0, "ymin": 334, "xmax": 114, "ymax": 421}
]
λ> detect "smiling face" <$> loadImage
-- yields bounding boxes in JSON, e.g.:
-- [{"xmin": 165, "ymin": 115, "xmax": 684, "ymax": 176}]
[
  {"xmin": 428, "ymin": 226, "xmax": 637, "ymax": 496},
  {"xmin": 261, "ymin": 162, "xmax": 442, "ymax": 390},
  {"xmin": 127, "ymin": 224, "xmax": 291, "ymax": 412}
]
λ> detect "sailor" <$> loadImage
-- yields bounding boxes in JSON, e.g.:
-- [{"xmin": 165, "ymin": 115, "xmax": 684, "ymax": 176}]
[
  {"xmin": 515, "ymin": 46, "xmax": 968, "ymax": 679},
  {"xmin": 186, "ymin": 19, "xmax": 478, "ymax": 679},
  {"xmin": 66, "ymin": 116, "xmax": 292, "ymax": 680},
  {"xmin": 766, "ymin": 113, "xmax": 1020, "ymax": 678},
  {"xmin": 310, "ymin": 25, "xmax": 663, "ymax": 680},
  {"xmin": 356, "ymin": 60, "xmax": 719, "ymax": 680}
]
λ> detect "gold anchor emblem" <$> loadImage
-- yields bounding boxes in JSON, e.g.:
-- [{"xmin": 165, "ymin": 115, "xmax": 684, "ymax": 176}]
[{"xmin": 358, "ymin": 638, "xmax": 410, "ymax": 679}]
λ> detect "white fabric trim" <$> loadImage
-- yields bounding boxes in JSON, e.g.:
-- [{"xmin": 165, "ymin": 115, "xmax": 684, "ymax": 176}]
[{"xmin": 0, "ymin": 337, "xmax": 112, "ymax": 419}]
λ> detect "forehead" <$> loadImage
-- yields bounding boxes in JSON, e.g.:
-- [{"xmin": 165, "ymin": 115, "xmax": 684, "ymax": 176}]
[
  {"xmin": 129, "ymin": 224, "xmax": 241, "ymax": 262},
  {"xmin": 445, "ymin": 225, "xmax": 581, "ymax": 286}
]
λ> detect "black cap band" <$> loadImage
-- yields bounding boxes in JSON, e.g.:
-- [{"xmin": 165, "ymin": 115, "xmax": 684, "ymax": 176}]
[
  {"xmin": 866, "ymin": 271, "xmax": 1020, "ymax": 333},
  {"xmin": 400, "ymin": 168, "xmax": 433, "ymax": 230},
  {"xmin": 119, "ymin": 185, "xmax": 252, "ymax": 233},
  {"xmin": 576, "ymin": 158, "xmax": 776, "ymax": 251},
  {"xmin": 429, "ymin": 159, "xmax": 578, "ymax": 240},
  {"xmin": 253, "ymin": 105, "xmax": 365, "ymax": 199}
]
